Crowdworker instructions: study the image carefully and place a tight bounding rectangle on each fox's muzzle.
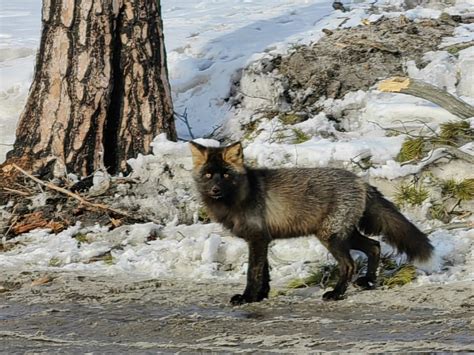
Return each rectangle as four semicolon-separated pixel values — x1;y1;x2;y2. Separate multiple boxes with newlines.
209;185;223;199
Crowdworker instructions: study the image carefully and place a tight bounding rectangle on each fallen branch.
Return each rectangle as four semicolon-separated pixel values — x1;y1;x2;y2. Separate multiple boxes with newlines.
378;77;474;119
427;143;474;165
403;145;473;174
441;40;474;53
10;164;160;225
424;221;473;235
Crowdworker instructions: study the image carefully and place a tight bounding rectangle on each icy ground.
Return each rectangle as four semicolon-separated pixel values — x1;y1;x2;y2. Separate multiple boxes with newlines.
0;0;473;303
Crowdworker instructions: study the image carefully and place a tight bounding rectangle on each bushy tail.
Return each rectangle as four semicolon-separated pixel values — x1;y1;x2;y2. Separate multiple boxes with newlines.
359;186;433;262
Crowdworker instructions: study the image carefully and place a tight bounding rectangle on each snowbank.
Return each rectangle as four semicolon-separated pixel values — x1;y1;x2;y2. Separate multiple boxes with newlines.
0;0;473;289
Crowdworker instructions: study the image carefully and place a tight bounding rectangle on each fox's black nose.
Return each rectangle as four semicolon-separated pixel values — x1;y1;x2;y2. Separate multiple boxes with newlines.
211;186;221;194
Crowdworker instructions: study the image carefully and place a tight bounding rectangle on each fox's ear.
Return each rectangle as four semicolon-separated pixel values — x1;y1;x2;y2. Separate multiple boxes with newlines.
189;141;208;169
223;142;244;169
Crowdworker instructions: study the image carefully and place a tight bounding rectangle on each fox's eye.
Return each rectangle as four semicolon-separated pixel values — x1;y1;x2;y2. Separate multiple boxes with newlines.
223;173;230;179
205;173;212;179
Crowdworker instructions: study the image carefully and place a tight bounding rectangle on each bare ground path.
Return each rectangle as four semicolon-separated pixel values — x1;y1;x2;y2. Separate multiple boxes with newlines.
1;271;473;353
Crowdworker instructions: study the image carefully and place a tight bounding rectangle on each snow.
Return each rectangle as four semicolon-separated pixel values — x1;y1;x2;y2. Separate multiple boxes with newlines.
441;23;474;47
0;0;41;159
155;0;342;140
244;135;405;168
456;46;474;97
1;216;472;285
0;0;473;289
417;228;474;283
1;0;473;154
1;134;473;286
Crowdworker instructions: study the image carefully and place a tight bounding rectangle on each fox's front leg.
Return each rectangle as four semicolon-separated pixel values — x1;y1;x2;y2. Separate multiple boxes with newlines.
231;239;270;305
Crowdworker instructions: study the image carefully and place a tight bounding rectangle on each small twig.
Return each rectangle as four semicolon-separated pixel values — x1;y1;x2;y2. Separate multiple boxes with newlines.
203;124;223;139
368;120;435;139
236;89;273;102
369;120;473;165
449;199;462;214
111;177;139;184
10;164;160;225
13;182;34;194
4;205;18;238
415;148;453;172
176;231;187;239
2;187;31;196
393;119;439;136
401;147;437;167
174;108;195;139
351;156;373;170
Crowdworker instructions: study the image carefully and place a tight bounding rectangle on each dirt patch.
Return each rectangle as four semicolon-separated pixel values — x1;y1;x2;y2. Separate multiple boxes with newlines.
272;15;457;111
0;182;131;239
0;271;473;352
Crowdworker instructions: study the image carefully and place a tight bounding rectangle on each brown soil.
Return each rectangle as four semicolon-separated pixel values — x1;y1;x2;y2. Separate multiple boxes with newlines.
273;15;457;110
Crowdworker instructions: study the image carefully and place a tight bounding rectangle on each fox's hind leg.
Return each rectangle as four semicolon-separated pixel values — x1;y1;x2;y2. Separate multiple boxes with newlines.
349;229;380;290
322;236;355;301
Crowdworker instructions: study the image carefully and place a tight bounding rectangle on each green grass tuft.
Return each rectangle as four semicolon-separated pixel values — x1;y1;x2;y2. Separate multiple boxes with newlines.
446;47;459;56
285;256;416;293
394;182;429;207
380;255;398;272
274;131;290;143
48;257;62;267
287;264;339;289
74;233;89;244
396;137;425;162
382;264;417;288
287;273;323;289
87;251;115;265
269;289;288;298
292;128;310;144
198;206;210;223
441;178;474;201
439;120;473;143
445;42;474;57
279;113;302;125
103;253;115;265
429;203;450;222
242;120;260;141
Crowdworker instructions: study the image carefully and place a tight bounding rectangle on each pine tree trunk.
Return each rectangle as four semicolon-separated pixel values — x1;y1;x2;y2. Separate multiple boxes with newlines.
5;0;176;177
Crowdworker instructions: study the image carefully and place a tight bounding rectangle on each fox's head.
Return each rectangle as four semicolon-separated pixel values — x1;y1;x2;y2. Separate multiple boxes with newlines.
189;141;246;201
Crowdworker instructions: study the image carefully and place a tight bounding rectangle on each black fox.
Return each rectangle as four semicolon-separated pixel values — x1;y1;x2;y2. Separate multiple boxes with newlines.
189;141;433;304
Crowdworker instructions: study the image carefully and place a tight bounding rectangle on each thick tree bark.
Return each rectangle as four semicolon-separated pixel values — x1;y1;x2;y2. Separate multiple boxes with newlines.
5;0;176;177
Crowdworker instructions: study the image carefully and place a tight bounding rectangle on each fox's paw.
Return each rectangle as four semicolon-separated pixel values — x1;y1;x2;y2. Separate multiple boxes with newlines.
322;290;345;301
354;276;376;290
230;294;247;305
230;293;265;305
